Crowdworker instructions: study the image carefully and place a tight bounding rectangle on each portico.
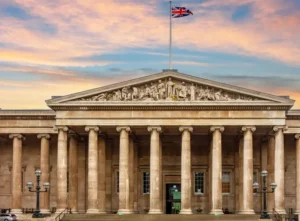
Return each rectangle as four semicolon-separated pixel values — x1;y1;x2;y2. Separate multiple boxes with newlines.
0;71;300;216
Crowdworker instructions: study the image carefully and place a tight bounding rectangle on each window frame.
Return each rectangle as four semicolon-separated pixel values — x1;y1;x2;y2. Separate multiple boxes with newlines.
222;171;232;195
193;171;205;195
116;171;119;194
142;172;150;194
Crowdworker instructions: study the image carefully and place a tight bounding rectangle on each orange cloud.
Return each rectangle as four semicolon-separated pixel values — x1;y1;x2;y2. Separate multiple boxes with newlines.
0;0;297;68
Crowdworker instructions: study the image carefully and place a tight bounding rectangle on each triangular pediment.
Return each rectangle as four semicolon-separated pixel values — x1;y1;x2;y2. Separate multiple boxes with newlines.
46;71;294;109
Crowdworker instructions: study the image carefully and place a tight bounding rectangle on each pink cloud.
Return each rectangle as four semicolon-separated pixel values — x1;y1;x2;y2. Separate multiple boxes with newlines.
0;0;296;67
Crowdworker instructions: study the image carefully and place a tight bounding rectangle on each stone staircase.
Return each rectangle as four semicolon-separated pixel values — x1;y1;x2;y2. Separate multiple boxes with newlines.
62;214;261;221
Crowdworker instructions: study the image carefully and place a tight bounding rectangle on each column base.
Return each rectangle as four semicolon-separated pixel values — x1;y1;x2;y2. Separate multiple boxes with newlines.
274;209;286;215
86;209;100;214
56;208;67;214
148;209;163;214
180;209;193;214
209;209;223;215
294;210;300;215
40;209;51;214
11;209;22;214
118;209;134;214
237;209;255;215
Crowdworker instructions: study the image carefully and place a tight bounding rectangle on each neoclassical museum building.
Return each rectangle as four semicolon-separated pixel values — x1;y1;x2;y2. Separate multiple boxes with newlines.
0;70;300;216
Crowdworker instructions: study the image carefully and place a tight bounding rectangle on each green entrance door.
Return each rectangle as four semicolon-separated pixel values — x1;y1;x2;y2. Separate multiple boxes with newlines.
166;184;181;214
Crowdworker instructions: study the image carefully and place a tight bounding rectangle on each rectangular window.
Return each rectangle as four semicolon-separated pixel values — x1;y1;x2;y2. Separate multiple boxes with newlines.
253;171;258;193
143;172;150;194
67;171;69;193
116;171;119;193
222;172;231;193
194;172;205;194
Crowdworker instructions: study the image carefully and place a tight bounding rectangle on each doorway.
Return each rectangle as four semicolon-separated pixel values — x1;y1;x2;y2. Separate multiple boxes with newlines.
166;183;181;214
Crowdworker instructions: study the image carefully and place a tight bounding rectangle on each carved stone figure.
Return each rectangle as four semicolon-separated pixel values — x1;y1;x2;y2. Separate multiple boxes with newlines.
121;87;129;101
150;82;159;100
208;88;215;101
198;86;205;100
189;83;196;101
132;87;139;100
145;84;151;98
96;93;107;101
215;90;222;101
166;78;175;98
157;80;165;100
113;90;122;101
178;82;187;98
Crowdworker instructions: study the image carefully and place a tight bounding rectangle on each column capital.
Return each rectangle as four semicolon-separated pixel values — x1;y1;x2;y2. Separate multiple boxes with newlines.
147;126;162;133
210;126;224;133
295;134;300;140
116;126;131;133
54;126;69;132
241;126;256;132
85;126;100;132
9;134;25;140
37;134;51;140
179;126;193;133
273;125;288;132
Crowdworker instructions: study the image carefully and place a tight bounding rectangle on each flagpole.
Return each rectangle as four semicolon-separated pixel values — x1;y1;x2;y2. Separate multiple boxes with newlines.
169;0;172;70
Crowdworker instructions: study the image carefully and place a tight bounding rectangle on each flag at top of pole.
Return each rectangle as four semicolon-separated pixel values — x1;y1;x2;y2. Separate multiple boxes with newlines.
168;1;193;70
172;6;193;18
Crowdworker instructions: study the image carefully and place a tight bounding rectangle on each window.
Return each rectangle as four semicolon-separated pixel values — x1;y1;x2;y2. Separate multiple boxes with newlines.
253;171;258;193
194;172;205;194
67;171;69;193
116;171;119;193
222;172;231;193
143;172;150;194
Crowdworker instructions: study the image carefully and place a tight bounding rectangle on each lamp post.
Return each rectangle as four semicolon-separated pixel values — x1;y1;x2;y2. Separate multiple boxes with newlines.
26;169;50;218
253;170;277;219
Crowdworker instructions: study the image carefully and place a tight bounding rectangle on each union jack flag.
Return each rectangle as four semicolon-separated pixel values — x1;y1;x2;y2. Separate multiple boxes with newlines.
172;6;193;18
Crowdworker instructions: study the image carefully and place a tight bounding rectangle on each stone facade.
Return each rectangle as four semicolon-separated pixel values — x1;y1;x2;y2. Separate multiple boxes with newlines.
0;71;300;216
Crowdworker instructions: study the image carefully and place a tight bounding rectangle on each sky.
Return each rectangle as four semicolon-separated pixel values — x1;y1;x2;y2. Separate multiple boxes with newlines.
0;0;300;109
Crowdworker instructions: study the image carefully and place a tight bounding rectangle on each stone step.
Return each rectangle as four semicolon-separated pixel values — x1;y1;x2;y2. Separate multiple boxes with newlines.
62;214;260;221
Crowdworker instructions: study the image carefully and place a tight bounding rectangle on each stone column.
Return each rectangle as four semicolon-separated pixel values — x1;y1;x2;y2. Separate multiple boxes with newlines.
117;126;133;214
267;135;275;213
129;137;135;212
179;126;193;214
239;126;256;215
209;126;224;215
38;134;51;214
98;135;106;214
273;126;286;214
148;126;163;214
85;126;100;214
295;134;300;214
68;135;78;213
238;137;244;213
9;134;25;214
77;139;86;213
56;126;68;213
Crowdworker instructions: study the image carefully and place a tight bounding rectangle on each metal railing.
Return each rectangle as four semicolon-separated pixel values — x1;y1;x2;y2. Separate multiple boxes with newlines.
55;208;68;221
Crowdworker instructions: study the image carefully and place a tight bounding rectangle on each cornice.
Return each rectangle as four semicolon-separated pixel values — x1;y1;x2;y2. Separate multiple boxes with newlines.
0;110;55;120
49;104;291;111
287;110;300;120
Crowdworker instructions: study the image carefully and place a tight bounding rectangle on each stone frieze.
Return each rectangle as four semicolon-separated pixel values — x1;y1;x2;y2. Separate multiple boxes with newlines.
77;77;261;102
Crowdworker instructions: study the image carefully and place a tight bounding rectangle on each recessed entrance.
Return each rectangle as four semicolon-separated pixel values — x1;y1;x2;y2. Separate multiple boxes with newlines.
166;183;181;214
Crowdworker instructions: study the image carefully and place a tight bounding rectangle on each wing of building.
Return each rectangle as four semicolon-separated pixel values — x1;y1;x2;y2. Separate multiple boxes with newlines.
1;70;300;216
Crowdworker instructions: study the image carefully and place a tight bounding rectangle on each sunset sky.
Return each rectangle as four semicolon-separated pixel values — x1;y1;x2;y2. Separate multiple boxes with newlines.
0;0;300;109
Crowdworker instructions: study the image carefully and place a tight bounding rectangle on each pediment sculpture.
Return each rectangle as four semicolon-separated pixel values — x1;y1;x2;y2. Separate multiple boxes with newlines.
78;78;260;102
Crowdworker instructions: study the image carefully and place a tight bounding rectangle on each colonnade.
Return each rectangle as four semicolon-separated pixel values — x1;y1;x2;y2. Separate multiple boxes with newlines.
7;126;298;215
